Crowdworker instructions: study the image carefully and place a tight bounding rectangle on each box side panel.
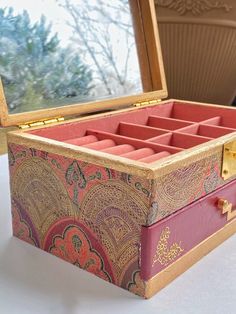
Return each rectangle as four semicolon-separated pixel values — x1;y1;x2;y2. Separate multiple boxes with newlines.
147;146;236;224
141;179;236;281
8;142;152;296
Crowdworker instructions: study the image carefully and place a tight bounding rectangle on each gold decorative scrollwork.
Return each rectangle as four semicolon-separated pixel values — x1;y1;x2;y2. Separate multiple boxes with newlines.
152;227;184;267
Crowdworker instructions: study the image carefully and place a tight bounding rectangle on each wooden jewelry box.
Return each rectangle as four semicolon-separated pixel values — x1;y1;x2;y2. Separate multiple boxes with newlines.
0;0;236;299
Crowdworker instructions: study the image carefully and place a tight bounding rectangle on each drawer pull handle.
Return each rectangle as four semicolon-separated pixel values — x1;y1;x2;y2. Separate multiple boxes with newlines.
217;198;236;221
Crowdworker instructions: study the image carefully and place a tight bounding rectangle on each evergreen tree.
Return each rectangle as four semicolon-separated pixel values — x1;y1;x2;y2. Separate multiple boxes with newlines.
0;7;93;112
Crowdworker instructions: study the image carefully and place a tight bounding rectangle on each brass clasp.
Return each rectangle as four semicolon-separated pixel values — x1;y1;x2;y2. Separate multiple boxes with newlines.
221;141;236;180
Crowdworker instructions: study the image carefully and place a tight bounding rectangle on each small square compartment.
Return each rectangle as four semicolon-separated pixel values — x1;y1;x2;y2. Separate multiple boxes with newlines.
148;132;211;149
178;124;236;139
201;117;236;129
118;122;168;139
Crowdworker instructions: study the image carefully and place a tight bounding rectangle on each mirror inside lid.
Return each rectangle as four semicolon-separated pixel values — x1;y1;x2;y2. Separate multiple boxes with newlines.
0;0;167;127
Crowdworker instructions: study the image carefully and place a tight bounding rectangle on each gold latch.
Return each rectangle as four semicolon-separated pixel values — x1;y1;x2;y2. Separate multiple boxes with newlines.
221;141;236;180
133;99;162;107
18;117;65;129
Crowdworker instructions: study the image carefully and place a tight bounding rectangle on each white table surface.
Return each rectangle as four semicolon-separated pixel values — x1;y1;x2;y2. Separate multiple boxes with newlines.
0;153;236;314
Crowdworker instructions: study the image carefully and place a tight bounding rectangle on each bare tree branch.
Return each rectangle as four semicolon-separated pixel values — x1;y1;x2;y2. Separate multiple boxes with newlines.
57;0;136;96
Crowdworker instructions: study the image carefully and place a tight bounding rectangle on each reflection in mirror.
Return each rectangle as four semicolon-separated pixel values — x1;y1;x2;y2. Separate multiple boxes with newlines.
0;0;142;114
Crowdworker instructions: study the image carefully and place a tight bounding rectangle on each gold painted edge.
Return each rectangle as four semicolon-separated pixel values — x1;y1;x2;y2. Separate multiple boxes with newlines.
144;218;236;299
0;126;17;155
0;127;8;155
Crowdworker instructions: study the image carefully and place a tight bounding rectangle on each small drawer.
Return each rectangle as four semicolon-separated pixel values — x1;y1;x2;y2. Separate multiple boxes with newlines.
141;179;236;281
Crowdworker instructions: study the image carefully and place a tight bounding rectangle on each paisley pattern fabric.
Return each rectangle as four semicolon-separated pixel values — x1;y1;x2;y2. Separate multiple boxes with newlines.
12;200;40;247
128;271;145;297
148;151;225;224
9;143;150;294
11;157;77;242
8;142;227;296
44;220;114;283
80;180;147;285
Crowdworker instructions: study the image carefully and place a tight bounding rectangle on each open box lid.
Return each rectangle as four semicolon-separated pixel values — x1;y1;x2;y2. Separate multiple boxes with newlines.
0;0;167;128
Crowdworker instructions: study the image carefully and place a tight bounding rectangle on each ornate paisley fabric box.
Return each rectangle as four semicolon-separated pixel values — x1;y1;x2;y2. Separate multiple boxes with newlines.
6;99;236;298
0;0;236;299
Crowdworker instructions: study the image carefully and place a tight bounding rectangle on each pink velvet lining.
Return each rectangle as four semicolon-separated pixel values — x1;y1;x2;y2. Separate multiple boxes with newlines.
28;101;236;164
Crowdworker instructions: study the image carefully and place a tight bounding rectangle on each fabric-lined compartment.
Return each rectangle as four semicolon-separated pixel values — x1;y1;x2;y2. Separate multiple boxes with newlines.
118;122;168;139
28;100;236;164
147;133;211;149
85;129;182;162
176;124;236;138
200;116;236;129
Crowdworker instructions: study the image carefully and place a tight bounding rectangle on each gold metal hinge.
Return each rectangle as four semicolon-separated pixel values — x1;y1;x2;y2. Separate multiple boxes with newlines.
18;117;65;129
221;141;236;180
133;99;162;107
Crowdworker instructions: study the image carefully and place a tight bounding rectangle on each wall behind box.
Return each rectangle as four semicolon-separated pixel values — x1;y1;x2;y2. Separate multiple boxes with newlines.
155;0;236;105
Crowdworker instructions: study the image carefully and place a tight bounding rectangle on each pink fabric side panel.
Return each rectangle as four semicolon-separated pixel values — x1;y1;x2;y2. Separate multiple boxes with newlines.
141;179;236;281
